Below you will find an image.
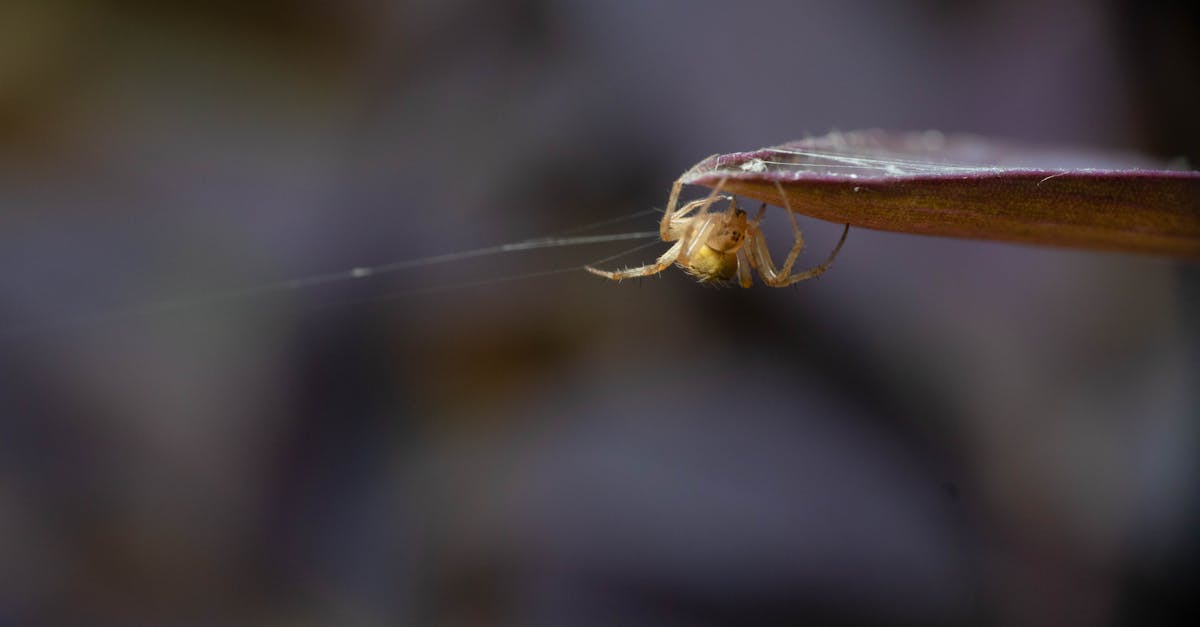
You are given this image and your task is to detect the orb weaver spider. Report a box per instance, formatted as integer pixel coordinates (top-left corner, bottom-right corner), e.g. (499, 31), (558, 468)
(586, 177), (850, 287)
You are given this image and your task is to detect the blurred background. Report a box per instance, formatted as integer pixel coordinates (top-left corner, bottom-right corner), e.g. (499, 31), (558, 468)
(1, 0), (1197, 625)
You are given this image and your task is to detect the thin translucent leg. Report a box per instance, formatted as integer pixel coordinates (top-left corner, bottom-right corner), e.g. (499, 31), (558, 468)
(663, 177), (727, 239)
(585, 240), (683, 281)
(662, 156), (719, 234)
(735, 247), (754, 288)
(773, 181), (807, 276)
(669, 196), (731, 234)
(680, 215), (719, 265)
(750, 223), (850, 287)
(660, 177), (685, 240)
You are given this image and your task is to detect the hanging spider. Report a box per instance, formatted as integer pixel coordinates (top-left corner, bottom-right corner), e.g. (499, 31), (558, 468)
(586, 177), (850, 287)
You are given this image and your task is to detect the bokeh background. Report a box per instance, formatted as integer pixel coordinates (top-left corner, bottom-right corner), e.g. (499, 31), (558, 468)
(2, 1), (1197, 625)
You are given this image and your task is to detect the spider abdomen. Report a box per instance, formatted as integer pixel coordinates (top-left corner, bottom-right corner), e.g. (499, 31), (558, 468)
(680, 245), (738, 282)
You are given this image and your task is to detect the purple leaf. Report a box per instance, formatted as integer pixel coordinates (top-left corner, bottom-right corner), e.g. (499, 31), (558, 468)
(680, 131), (1200, 257)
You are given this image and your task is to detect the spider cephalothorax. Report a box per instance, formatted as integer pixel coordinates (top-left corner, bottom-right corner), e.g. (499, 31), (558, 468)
(676, 205), (748, 283)
(587, 176), (849, 287)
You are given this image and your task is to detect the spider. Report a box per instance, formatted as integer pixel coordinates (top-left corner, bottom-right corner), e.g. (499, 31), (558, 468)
(586, 177), (850, 287)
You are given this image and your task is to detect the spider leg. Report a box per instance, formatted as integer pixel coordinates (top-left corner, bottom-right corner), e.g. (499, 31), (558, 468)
(591, 175), (733, 283)
(735, 247), (754, 288)
(660, 177), (685, 240)
(667, 197), (727, 237)
(751, 202), (768, 224)
(661, 177), (729, 239)
(590, 197), (715, 281)
(680, 213), (720, 265)
(769, 181), (812, 276)
(661, 176), (715, 234)
(662, 156), (718, 224)
(748, 222), (850, 287)
(586, 240), (684, 281)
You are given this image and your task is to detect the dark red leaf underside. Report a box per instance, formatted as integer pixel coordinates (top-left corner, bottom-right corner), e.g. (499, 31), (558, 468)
(680, 131), (1200, 257)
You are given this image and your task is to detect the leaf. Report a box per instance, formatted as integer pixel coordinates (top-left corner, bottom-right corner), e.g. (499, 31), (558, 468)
(679, 131), (1200, 258)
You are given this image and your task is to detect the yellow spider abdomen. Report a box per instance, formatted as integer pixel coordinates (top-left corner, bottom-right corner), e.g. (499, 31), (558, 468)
(681, 244), (738, 283)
